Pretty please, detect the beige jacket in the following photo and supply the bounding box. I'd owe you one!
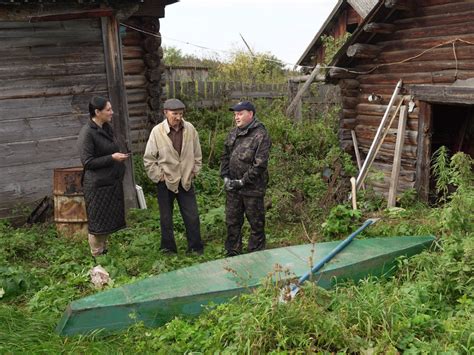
[143,119,202,193]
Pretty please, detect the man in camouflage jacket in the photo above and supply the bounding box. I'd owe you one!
[220,101,271,256]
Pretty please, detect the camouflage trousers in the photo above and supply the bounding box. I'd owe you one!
[225,191,266,255]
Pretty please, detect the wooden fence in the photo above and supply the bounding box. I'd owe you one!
[130,80,341,152]
[164,80,288,108]
[163,80,340,108]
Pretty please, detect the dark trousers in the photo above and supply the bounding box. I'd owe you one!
[225,191,266,255]
[156,182,203,252]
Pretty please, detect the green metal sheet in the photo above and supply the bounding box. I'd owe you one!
[57,235,435,335]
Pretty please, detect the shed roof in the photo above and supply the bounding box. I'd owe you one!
[328,0,396,70]
[0,0,176,4]
[296,0,378,67]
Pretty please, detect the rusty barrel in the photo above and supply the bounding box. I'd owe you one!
[53,167,88,238]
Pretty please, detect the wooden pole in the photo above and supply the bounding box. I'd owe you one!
[351,130,365,190]
[286,64,323,119]
[356,79,403,190]
[101,16,138,209]
[350,177,357,210]
[387,105,408,207]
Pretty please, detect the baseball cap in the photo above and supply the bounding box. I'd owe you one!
[229,101,255,113]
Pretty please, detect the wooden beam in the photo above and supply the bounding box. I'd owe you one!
[351,177,357,210]
[351,130,365,190]
[101,16,138,209]
[29,9,113,22]
[328,67,357,79]
[347,43,381,59]
[286,64,324,120]
[363,22,396,34]
[406,85,474,105]
[288,75,311,83]
[356,79,403,190]
[387,105,408,207]
[384,0,412,11]
[415,102,432,202]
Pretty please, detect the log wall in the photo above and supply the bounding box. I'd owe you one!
[121,17,165,153]
[338,0,474,196]
[0,19,107,219]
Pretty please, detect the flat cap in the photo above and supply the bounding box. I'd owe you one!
[163,98,186,110]
[229,100,255,113]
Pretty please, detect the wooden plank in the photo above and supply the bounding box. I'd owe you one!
[29,9,114,22]
[354,125,417,145]
[388,105,408,207]
[0,61,106,80]
[357,138,417,161]
[351,130,364,171]
[406,85,474,105]
[0,76,108,100]
[0,114,88,144]
[415,102,432,201]
[101,16,137,209]
[356,114,418,131]
[286,64,324,120]
[0,32,102,49]
[0,136,79,168]
[0,94,100,121]
[356,80,403,190]
[357,103,419,119]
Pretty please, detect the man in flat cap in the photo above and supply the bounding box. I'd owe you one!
[220,101,271,256]
[144,98,204,254]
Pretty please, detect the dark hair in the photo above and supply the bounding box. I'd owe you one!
[88,96,110,118]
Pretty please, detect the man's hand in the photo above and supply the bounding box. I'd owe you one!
[228,179,244,190]
[223,177,233,191]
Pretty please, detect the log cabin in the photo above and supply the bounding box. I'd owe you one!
[308,0,474,201]
[0,0,176,221]
[297,0,378,69]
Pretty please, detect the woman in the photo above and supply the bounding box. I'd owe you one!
[77,96,129,259]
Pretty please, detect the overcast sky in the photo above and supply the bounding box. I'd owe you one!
[160,0,338,67]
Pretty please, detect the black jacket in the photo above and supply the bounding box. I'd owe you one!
[220,119,271,196]
[77,120,125,188]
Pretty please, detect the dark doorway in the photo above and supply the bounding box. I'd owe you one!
[431,104,474,157]
[429,104,474,201]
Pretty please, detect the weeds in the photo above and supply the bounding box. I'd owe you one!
[1,102,473,353]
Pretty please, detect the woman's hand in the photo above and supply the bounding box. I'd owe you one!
[112,152,130,162]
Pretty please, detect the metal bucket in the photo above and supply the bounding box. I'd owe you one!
[53,167,88,237]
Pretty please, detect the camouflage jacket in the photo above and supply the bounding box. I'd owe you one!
[220,118,271,196]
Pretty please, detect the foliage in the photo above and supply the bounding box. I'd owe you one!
[321,204,361,238]
[431,145,451,202]
[1,99,473,353]
[321,33,351,64]
[214,49,286,84]
[163,45,220,69]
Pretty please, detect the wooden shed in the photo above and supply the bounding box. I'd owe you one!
[323,0,474,200]
[0,0,176,221]
[297,0,378,68]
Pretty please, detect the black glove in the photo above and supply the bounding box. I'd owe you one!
[228,179,244,190]
[223,177,232,191]
[223,178,244,191]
